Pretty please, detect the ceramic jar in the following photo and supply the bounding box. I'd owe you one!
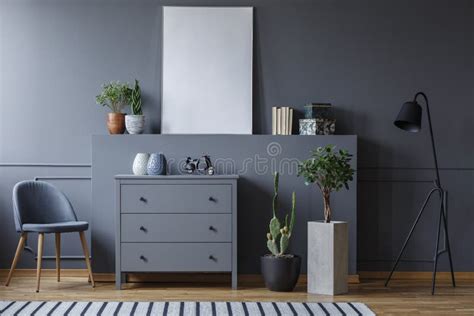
[132,153,150,175]
[125,115,145,134]
[147,153,166,175]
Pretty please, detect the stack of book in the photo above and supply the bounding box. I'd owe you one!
[272,106,293,135]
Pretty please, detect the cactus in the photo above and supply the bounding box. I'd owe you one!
[272,171,279,217]
[266,172,296,256]
[289,191,296,233]
[130,79,142,115]
[279,232,289,254]
[269,217,281,242]
[266,232,279,255]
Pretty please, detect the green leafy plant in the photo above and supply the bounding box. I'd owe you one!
[266,172,296,256]
[95,81,131,113]
[298,145,354,223]
[130,79,142,115]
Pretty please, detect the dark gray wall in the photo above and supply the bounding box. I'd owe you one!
[1,0,473,272]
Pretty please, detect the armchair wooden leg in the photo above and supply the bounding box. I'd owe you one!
[5,232,27,286]
[36,233,44,292]
[79,231,95,288]
[55,233,61,282]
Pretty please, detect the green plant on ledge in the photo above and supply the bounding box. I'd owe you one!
[266,172,296,256]
[130,79,142,115]
[298,145,354,223]
[95,81,131,113]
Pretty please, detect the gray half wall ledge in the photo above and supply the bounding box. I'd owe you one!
[1,0,473,273]
[92,135,358,274]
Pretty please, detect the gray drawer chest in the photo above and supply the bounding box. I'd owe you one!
[115,175,238,289]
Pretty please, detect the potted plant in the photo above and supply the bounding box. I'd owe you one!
[125,79,145,134]
[96,81,131,134]
[298,145,355,295]
[261,172,300,292]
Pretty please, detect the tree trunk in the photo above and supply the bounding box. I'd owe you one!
[323,191,331,223]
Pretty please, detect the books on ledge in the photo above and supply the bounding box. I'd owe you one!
[272,106,293,135]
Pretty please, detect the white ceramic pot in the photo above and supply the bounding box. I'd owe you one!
[132,153,150,175]
[125,115,145,134]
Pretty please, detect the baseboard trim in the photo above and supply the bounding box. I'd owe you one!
[0,270,360,284]
[359,271,474,280]
[5,270,472,282]
[124,273,360,284]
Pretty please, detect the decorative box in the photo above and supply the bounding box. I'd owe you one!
[304,103,333,119]
[301,103,336,135]
[299,118,336,135]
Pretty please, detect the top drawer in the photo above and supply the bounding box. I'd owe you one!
[120,184,232,213]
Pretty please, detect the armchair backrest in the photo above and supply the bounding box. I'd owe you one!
[12,180,78,232]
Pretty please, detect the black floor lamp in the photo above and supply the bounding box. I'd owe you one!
[385,92,455,295]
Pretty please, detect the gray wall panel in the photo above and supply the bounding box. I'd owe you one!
[358,169,474,272]
[92,135,357,274]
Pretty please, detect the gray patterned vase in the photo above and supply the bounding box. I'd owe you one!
[147,153,166,175]
[132,153,150,175]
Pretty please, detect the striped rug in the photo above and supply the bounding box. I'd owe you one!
[0,301,375,316]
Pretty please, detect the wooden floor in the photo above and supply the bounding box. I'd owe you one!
[0,276,473,315]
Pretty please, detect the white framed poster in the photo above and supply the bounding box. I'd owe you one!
[161,6,253,134]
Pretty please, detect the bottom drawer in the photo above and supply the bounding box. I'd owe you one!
[121,243,231,272]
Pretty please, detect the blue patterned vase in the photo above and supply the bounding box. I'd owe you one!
[147,153,166,175]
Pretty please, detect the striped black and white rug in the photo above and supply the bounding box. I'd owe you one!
[0,301,375,316]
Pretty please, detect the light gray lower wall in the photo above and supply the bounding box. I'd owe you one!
[0,0,473,273]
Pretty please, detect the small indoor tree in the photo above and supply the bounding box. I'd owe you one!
[95,81,132,134]
[298,145,354,223]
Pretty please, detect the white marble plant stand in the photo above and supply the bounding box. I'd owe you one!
[308,221,348,295]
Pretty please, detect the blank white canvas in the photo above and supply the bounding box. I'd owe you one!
[162,7,253,134]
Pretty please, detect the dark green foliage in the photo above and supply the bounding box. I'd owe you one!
[130,79,142,115]
[95,81,131,113]
[298,145,354,222]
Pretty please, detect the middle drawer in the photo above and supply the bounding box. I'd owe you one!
[121,214,232,242]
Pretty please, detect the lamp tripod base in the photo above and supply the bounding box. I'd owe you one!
[384,186,455,295]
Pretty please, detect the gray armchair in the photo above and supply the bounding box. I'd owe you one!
[5,180,95,292]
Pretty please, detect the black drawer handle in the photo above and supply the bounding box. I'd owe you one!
[209,226,217,232]
[139,197,147,203]
[139,226,147,233]
[208,196,216,202]
[209,255,217,262]
[139,255,148,262]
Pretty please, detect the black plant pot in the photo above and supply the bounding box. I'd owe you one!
[261,255,301,292]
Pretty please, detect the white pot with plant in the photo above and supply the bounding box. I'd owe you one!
[125,79,145,134]
[96,81,131,134]
[298,145,355,295]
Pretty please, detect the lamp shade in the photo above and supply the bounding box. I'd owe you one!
[394,101,422,132]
